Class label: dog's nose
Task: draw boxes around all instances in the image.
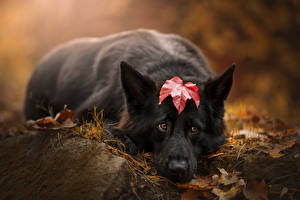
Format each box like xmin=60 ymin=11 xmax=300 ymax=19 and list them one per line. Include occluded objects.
xmin=168 ymin=160 xmax=188 ymax=174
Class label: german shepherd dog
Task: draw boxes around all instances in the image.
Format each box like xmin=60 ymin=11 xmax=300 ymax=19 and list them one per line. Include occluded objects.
xmin=25 ymin=29 xmax=235 ymax=183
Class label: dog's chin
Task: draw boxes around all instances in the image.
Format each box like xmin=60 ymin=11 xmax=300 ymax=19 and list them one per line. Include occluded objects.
xmin=155 ymin=164 xmax=194 ymax=183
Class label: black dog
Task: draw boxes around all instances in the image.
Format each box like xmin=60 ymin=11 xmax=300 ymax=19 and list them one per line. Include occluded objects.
xmin=25 ymin=29 xmax=234 ymax=183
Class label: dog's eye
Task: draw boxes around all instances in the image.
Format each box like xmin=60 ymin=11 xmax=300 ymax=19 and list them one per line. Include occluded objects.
xmin=191 ymin=127 xmax=199 ymax=134
xmin=157 ymin=123 xmax=168 ymax=131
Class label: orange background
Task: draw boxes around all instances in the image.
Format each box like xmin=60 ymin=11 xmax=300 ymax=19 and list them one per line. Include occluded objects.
xmin=0 ymin=0 xmax=299 ymax=122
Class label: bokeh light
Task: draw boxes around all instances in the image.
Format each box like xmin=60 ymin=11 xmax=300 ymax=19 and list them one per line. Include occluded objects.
xmin=0 ymin=0 xmax=299 ymax=123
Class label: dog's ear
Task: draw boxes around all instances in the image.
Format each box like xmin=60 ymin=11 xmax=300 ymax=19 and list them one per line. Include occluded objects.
xmin=120 ymin=61 xmax=156 ymax=106
xmin=204 ymin=64 xmax=235 ymax=104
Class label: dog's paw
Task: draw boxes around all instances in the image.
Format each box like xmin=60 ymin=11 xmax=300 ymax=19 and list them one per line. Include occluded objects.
xmin=121 ymin=137 xmax=138 ymax=155
xmin=106 ymin=137 xmax=138 ymax=155
xmin=106 ymin=129 xmax=138 ymax=155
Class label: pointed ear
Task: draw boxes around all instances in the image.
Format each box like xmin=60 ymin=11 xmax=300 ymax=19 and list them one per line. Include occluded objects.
xmin=120 ymin=61 xmax=156 ymax=106
xmin=204 ymin=64 xmax=235 ymax=103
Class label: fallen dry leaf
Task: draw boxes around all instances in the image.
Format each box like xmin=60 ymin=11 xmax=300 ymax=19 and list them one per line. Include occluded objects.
xmin=280 ymin=187 xmax=288 ymax=198
xmin=238 ymin=179 xmax=246 ymax=187
xmin=178 ymin=175 xmax=215 ymax=190
xmin=212 ymin=185 xmax=240 ymax=200
xmin=35 ymin=117 xmax=60 ymax=128
xmin=60 ymin=118 xmax=76 ymax=128
xmin=181 ymin=190 xmax=202 ymax=200
xmin=219 ymin=168 xmax=241 ymax=186
xmin=261 ymin=139 xmax=296 ymax=158
xmin=189 ymin=176 xmax=214 ymax=188
xmin=243 ymin=179 xmax=268 ymax=200
xmin=227 ymin=138 xmax=237 ymax=143
xmin=211 ymin=174 xmax=220 ymax=185
xmin=284 ymin=128 xmax=298 ymax=136
xmin=26 ymin=106 xmax=76 ymax=130
xmin=178 ymin=169 xmax=244 ymax=200
xmin=208 ymin=153 xmax=224 ymax=159
xmin=178 ymin=169 xmax=243 ymax=192
xmin=54 ymin=106 xmax=74 ymax=123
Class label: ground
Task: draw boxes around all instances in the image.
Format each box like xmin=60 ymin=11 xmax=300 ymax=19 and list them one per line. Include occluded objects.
xmin=0 ymin=105 xmax=299 ymax=200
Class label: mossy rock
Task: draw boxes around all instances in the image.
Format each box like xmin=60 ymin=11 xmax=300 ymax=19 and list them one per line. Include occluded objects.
xmin=0 ymin=132 xmax=180 ymax=200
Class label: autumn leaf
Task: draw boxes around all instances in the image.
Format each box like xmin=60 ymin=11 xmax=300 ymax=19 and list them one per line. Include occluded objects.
xmin=243 ymin=179 xmax=268 ymax=200
xmin=159 ymin=76 xmax=200 ymax=114
xmin=54 ymin=105 xmax=74 ymax=123
xmin=35 ymin=117 xmax=60 ymax=128
xmin=280 ymin=187 xmax=288 ymax=198
xmin=207 ymin=152 xmax=224 ymax=159
xmin=26 ymin=106 xmax=76 ymax=130
xmin=189 ymin=176 xmax=215 ymax=189
xmin=261 ymin=139 xmax=296 ymax=158
xmin=177 ymin=175 xmax=215 ymax=190
xmin=181 ymin=190 xmax=202 ymax=200
xmin=284 ymin=128 xmax=297 ymax=136
xmin=218 ymin=168 xmax=241 ymax=186
xmin=181 ymin=190 xmax=216 ymax=200
xmin=212 ymin=186 xmax=240 ymax=200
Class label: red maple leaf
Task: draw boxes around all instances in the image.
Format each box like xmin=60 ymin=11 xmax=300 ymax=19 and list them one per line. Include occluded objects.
xmin=159 ymin=77 xmax=200 ymax=114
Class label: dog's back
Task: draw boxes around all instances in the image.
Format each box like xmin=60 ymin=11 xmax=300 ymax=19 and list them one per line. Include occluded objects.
xmin=25 ymin=29 xmax=214 ymax=121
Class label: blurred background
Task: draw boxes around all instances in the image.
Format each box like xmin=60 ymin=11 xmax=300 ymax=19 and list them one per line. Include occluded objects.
xmin=0 ymin=0 xmax=299 ymax=123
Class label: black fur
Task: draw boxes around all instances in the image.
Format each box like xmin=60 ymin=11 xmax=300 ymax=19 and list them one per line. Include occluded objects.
xmin=25 ymin=29 xmax=235 ymax=183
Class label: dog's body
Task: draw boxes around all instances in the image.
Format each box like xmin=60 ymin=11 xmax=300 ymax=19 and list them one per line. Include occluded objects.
xmin=25 ymin=29 xmax=234 ymax=182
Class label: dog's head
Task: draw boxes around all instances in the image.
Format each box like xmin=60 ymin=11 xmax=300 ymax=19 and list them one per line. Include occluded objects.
xmin=116 ymin=61 xmax=235 ymax=183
